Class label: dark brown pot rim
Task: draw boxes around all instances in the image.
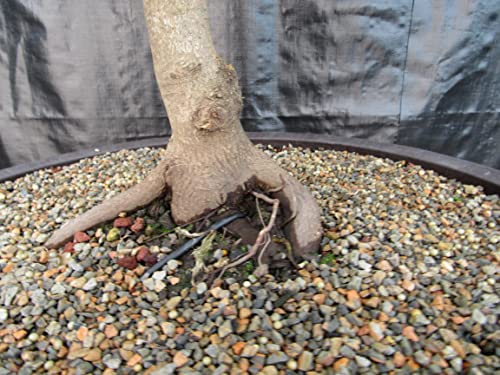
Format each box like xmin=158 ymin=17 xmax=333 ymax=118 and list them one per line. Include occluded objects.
xmin=1 ymin=132 xmax=499 ymax=195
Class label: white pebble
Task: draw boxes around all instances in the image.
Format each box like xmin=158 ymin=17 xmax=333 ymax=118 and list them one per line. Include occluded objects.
xmin=258 ymin=336 xmax=268 ymax=344
xmin=152 ymin=270 xmax=166 ymax=280
xmin=287 ymin=360 xmax=298 ymax=370
xmin=167 ymin=259 xmax=179 ymax=271
xmin=202 ymin=356 xmax=212 ymax=365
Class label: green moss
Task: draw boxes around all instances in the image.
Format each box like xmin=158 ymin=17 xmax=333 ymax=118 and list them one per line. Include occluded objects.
xmin=243 ymin=260 xmax=254 ymax=275
xmin=319 ymin=253 xmax=335 ymax=265
xmin=103 ymin=223 xmax=113 ymax=232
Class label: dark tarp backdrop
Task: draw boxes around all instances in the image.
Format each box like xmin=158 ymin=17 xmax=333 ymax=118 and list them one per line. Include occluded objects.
xmin=0 ymin=0 xmax=499 ymax=169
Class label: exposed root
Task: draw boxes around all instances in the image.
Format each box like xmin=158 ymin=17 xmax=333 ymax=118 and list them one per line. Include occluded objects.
xmin=257 ymin=236 xmax=271 ymax=268
xmin=270 ymin=175 xmax=322 ymax=259
xmin=45 ymin=160 xmax=170 ymax=249
xmin=214 ymin=192 xmax=279 ymax=282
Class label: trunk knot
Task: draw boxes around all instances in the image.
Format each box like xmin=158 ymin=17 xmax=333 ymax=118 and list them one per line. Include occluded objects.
xmin=194 ymin=105 xmax=225 ymax=131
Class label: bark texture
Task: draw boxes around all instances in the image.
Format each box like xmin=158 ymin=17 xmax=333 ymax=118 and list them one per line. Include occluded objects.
xmin=46 ymin=0 xmax=322 ymax=259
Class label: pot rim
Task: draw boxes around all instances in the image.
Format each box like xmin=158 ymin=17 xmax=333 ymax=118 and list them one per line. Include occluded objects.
xmin=1 ymin=132 xmax=499 ymax=194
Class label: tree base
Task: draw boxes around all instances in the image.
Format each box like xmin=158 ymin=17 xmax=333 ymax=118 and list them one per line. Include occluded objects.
xmin=46 ymin=142 xmax=322 ymax=261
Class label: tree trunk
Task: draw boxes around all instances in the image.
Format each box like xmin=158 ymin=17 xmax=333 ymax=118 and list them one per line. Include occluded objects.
xmin=46 ymin=0 xmax=322 ymax=260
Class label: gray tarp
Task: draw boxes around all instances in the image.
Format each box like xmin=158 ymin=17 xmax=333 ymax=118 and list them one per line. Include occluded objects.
xmin=1 ymin=0 xmax=499 ymax=169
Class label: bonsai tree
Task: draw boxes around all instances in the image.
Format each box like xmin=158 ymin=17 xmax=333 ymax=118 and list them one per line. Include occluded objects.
xmin=46 ymin=0 xmax=322 ymax=264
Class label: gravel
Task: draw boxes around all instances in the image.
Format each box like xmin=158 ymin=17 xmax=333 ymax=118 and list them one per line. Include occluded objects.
xmin=0 ymin=145 xmax=498 ymax=374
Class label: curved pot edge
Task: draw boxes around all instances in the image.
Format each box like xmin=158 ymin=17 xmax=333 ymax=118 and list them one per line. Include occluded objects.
xmin=1 ymin=133 xmax=499 ymax=195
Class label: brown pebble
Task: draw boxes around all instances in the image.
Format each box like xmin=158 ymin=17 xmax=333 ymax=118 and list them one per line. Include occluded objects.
xmin=239 ymin=308 xmax=252 ymax=319
xmin=402 ymin=279 xmax=415 ymax=291
xmin=76 ymin=326 xmax=88 ymax=342
xmin=450 ymin=339 xmax=466 ymax=358
xmin=393 ymin=352 xmax=406 ymax=367
xmin=136 ymin=247 xmax=150 ymax=262
xmin=104 ymin=324 xmax=118 ymax=339
xmin=232 ymin=342 xmax=246 ymax=355
xmin=142 ymin=254 xmax=158 ymax=266
xmin=74 ymin=231 xmax=90 ymax=243
xmin=334 ymin=358 xmax=350 ymax=371
xmin=57 ymin=346 xmax=68 ymax=358
xmin=345 ymin=290 xmax=361 ymax=309
xmin=13 ymin=330 xmax=27 ymax=340
xmin=239 ymin=358 xmax=250 ymax=371
xmin=117 ymin=256 xmax=138 ymax=270
xmin=223 ymin=306 xmax=237 ymax=316
xmin=402 ymin=326 xmax=419 ymax=342
xmin=173 ymin=351 xmax=188 ymax=368
xmin=39 ymin=251 xmax=49 ymax=264
xmin=169 ymin=277 xmax=180 ymax=285
xmin=2 ymin=263 xmax=13 ymax=273
xmin=64 ymin=242 xmax=76 ymax=253
xmin=67 ymin=347 xmax=89 ymax=360
xmin=297 ymin=351 xmax=314 ymax=371
xmin=451 ymin=316 xmax=467 ymax=325
xmin=363 ymin=297 xmax=380 ymax=308
xmin=130 ymin=218 xmax=145 ymax=233
xmin=312 ymin=294 xmax=326 ymax=305
xmin=407 ymin=357 xmax=420 ymax=371
xmin=120 ymin=349 xmax=133 ymax=361
xmin=112 ymin=270 xmax=123 ymax=282
xmin=116 ymin=296 xmax=129 ymax=305
xmin=127 ymin=353 xmax=142 ymax=367
xmin=375 ymin=260 xmax=392 ymax=271
xmin=114 ymin=217 xmax=133 ymax=228
xmin=83 ymin=348 xmax=102 ymax=362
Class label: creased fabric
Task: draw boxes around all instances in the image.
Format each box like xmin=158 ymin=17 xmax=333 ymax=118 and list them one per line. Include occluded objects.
xmin=1 ymin=0 xmax=498 ymax=169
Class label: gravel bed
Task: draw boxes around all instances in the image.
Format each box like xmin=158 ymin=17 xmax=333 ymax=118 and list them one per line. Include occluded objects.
xmin=0 ymin=145 xmax=498 ymax=375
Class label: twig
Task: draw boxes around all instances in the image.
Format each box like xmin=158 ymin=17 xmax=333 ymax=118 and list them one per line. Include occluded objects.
xmin=175 ymin=227 xmax=208 ymax=238
xmin=144 ymin=229 xmax=175 ymax=243
xmin=230 ymin=238 xmax=242 ymax=251
xmin=252 ymin=191 xmax=279 ymax=205
xmin=195 ymin=209 xmax=218 ymax=232
xmin=144 ymin=221 xmax=208 ymax=244
xmin=255 ymin=196 xmax=265 ymax=227
xmin=141 ymin=211 xmax=244 ymax=280
xmin=214 ymin=192 xmax=279 ymax=282
xmin=257 ymin=235 xmax=271 ymax=267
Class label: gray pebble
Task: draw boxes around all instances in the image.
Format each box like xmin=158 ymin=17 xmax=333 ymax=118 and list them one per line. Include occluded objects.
xmin=266 ymin=352 xmax=288 ymax=364
xmin=82 ymin=278 xmax=97 ymax=291
xmin=102 ymin=354 xmax=121 ymax=369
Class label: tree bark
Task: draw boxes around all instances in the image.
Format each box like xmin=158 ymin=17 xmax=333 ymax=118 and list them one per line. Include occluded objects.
xmin=46 ymin=0 xmax=322 ymax=260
